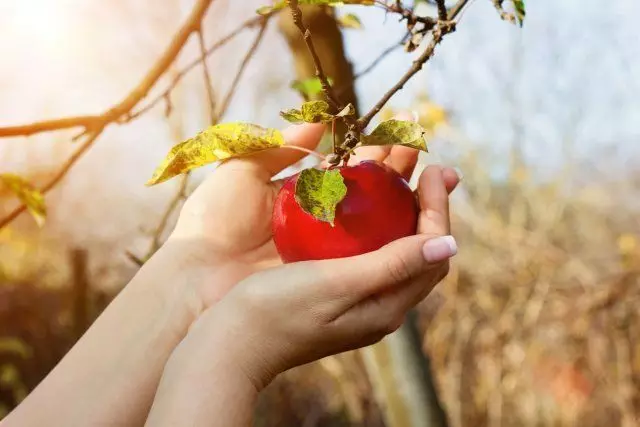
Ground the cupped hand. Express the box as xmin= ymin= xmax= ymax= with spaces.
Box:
xmin=164 ymin=163 xmax=459 ymax=395
xmin=165 ymin=115 xmax=459 ymax=310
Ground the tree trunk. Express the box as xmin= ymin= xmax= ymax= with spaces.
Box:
xmin=278 ymin=5 xmax=358 ymax=149
xmin=278 ymin=8 xmax=449 ymax=427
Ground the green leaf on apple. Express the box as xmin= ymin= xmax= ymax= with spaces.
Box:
xmin=280 ymin=100 xmax=335 ymax=124
xmin=147 ymin=122 xmax=284 ymax=186
xmin=295 ymin=168 xmax=347 ymax=226
xmin=360 ymin=119 xmax=428 ymax=151
xmin=257 ymin=0 xmax=375 ymax=16
xmin=0 ymin=173 xmax=46 ymax=227
xmin=337 ymin=13 xmax=363 ymax=29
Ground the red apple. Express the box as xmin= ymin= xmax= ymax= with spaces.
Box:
xmin=272 ymin=160 xmax=419 ymax=263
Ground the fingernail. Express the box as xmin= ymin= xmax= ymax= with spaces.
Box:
xmin=454 ymin=167 xmax=464 ymax=181
xmin=422 ymin=236 xmax=457 ymax=263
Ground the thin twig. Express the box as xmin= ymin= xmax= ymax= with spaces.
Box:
xmin=357 ymin=21 xmax=456 ymax=130
xmin=279 ymin=145 xmax=327 ymax=161
xmin=355 ymin=33 xmax=410 ymax=80
xmin=448 ymin=0 xmax=472 ymax=20
xmin=122 ymin=16 xmax=264 ymax=122
xmin=0 ymin=116 xmax=101 ymax=138
xmin=197 ymin=29 xmax=217 ymax=124
xmin=435 ymin=0 xmax=448 ymax=21
xmin=214 ymin=17 xmax=269 ymax=122
xmin=335 ymin=33 xmax=408 ymax=99
xmin=286 ymin=0 xmax=342 ymax=111
xmin=357 ymin=0 xmax=471 ymax=130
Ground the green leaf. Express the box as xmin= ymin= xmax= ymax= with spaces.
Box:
xmin=360 ymin=120 xmax=428 ymax=151
xmin=147 ymin=123 xmax=284 ymax=185
xmin=291 ymin=77 xmax=334 ymax=100
xmin=280 ymin=109 xmax=305 ymax=124
xmin=257 ymin=0 xmax=374 ymax=15
xmin=280 ymin=101 xmax=334 ymax=124
xmin=512 ymin=0 xmax=525 ymax=26
xmin=295 ymin=168 xmax=347 ymax=226
xmin=337 ymin=13 xmax=363 ymax=29
xmin=0 ymin=174 xmax=46 ymax=227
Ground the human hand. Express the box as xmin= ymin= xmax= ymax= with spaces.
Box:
xmin=146 ymin=164 xmax=458 ymax=426
xmin=163 ymin=113 xmax=458 ymax=313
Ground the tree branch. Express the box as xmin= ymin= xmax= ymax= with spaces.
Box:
xmin=286 ymin=0 xmax=342 ymax=111
xmin=0 ymin=116 xmax=102 ymax=138
xmin=357 ymin=0 xmax=471 ymax=130
xmin=448 ymin=0 xmax=472 ymax=20
xmin=335 ymin=33 xmax=408 ymax=99
xmin=435 ymin=0 xmax=448 ymax=21
xmin=0 ymin=0 xmax=225 ymax=229
xmin=124 ymin=16 xmax=265 ymax=123
xmin=0 ymin=0 xmax=217 ymax=139
xmin=357 ymin=20 xmax=456 ymax=130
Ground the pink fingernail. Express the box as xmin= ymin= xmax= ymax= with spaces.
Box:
xmin=422 ymin=236 xmax=457 ymax=263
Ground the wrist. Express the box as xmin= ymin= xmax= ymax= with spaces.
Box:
xmin=141 ymin=237 xmax=251 ymax=328
xmin=174 ymin=302 xmax=277 ymax=392
xmin=147 ymin=315 xmax=260 ymax=426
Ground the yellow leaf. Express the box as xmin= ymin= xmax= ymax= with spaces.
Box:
xmin=147 ymin=123 xmax=285 ymax=186
xmin=360 ymin=120 xmax=428 ymax=151
xmin=0 ymin=173 xmax=46 ymax=227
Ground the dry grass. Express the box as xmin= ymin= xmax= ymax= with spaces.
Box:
xmin=420 ymin=133 xmax=640 ymax=426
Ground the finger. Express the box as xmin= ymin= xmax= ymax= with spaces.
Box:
xmin=442 ymin=167 xmax=460 ymax=194
xmin=340 ymin=261 xmax=450 ymax=339
xmin=385 ymin=145 xmax=419 ymax=181
xmin=321 ymin=236 xmax=456 ymax=340
xmin=417 ymin=165 xmax=451 ymax=236
xmin=306 ymin=234 xmax=457 ymax=312
xmin=218 ymin=123 xmax=326 ymax=181
xmin=348 ymin=145 xmax=391 ymax=165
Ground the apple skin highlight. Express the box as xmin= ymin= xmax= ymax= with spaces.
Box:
xmin=272 ymin=160 xmax=419 ymax=263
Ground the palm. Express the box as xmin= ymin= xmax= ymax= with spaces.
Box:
xmin=177 ymin=166 xmax=281 ymax=265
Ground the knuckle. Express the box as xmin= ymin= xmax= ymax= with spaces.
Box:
xmin=385 ymin=254 xmax=414 ymax=285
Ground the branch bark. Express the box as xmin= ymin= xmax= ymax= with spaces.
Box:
xmin=285 ymin=0 xmax=343 ymax=112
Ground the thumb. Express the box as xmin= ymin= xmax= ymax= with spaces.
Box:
xmin=315 ymin=234 xmax=457 ymax=307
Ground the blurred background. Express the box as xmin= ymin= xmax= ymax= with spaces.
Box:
xmin=1 ymin=0 xmax=639 ymax=425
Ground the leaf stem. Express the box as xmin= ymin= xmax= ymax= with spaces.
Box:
xmin=280 ymin=145 xmax=327 ymax=161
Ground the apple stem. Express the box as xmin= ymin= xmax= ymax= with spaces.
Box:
xmin=280 ymin=145 xmax=327 ymax=161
